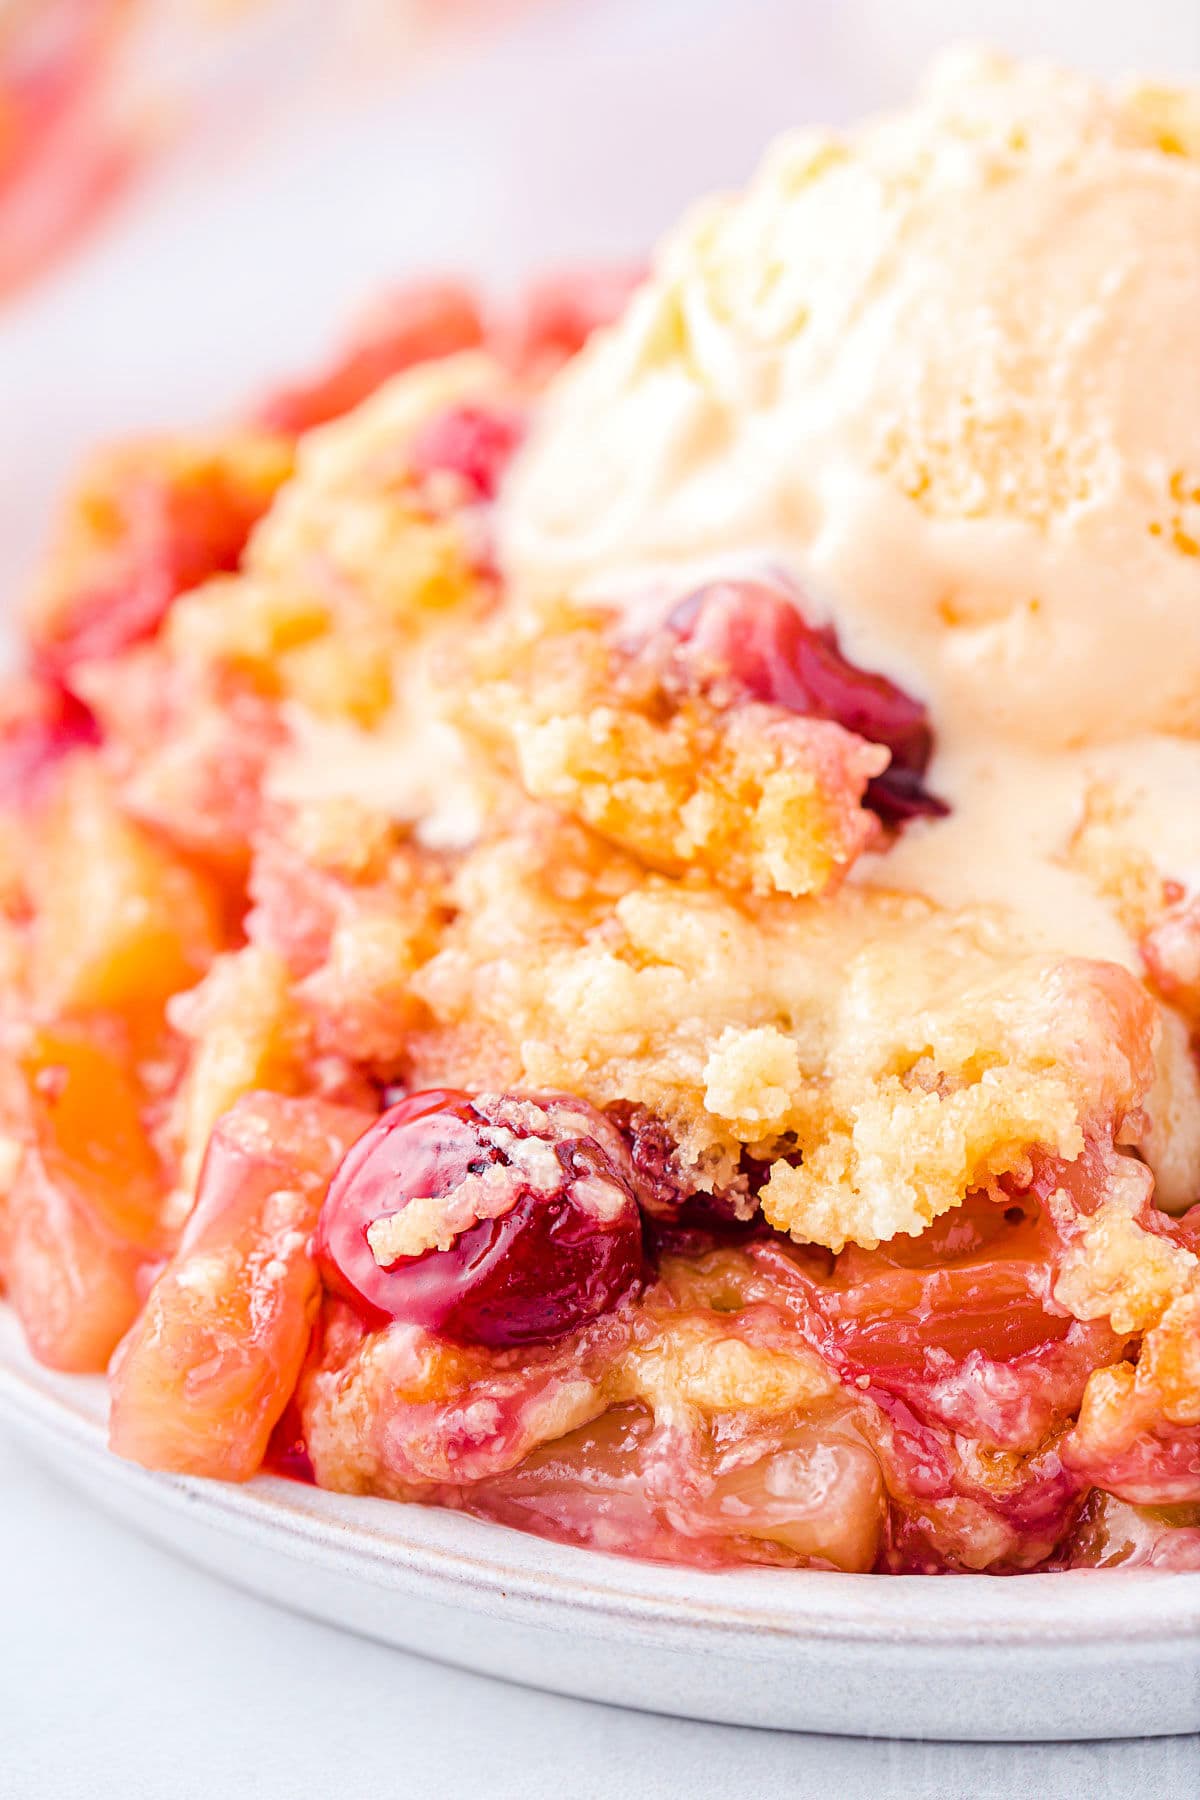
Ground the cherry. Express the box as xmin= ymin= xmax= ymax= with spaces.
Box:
xmin=315 ymin=1089 xmax=646 ymax=1348
xmin=504 ymin=265 xmax=646 ymax=371
xmin=0 ymin=681 xmax=99 ymax=807
xmin=408 ymin=404 xmax=525 ymax=501
xmin=663 ymin=580 xmax=947 ymax=825
xmin=603 ymin=1100 xmax=682 ymax=1218
xmin=264 ymin=1397 xmax=316 ymax=1486
xmin=256 ymin=281 xmax=486 ymax=434
xmin=604 ymin=1100 xmax=769 ymax=1251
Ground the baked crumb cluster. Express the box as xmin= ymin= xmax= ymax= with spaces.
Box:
xmin=1 ymin=259 xmax=1199 ymax=1574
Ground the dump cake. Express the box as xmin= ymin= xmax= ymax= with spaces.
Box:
xmin=3 ymin=51 xmax=1200 ymax=1573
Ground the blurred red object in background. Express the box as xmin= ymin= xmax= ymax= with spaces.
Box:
xmin=0 ymin=0 xmax=550 ymax=305
xmin=256 ymin=281 xmax=488 ymax=434
xmin=0 ymin=0 xmax=142 ymax=299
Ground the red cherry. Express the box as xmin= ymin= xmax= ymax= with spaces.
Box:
xmin=664 ymin=580 xmax=947 ymax=825
xmin=264 ymin=1396 xmax=316 ymax=1486
xmin=256 ymin=282 xmax=486 ymax=434
xmin=408 ymin=404 xmax=525 ymax=501
xmin=504 ymin=265 xmax=646 ymax=371
xmin=315 ymin=1089 xmax=646 ymax=1348
xmin=0 ymin=682 xmax=99 ymax=807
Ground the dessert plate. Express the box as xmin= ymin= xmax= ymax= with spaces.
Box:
xmin=2 ymin=1307 xmax=1197 ymax=1742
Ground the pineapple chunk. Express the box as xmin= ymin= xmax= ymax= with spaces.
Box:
xmin=30 ymin=763 xmax=223 ymax=1016
xmin=6 ymin=1027 xmax=164 ymax=1371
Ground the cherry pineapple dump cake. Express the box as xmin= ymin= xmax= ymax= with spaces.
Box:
xmin=3 ymin=54 xmax=1200 ymax=1574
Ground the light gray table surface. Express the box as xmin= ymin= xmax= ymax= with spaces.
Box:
xmin=2 ymin=1435 xmax=1196 ymax=1800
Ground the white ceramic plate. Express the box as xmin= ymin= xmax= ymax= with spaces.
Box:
xmin=2 ymin=1307 xmax=1198 ymax=1741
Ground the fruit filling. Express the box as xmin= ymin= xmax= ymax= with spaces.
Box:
xmin=4 ymin=54 xmax=1200 ymax=1576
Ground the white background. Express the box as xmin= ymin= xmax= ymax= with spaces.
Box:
xmin=3 ymin=2 xmax=1200 ymax=1792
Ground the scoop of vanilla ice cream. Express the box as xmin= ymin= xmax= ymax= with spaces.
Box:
xmin=502 ymin=49 xmax=1200 ymax=1210
xmin=504 ymin=48 xmax=1200 ymax=752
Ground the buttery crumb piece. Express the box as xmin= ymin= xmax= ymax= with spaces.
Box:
xmin=465 ymin=608 xmax=885 ymax=901
xmin=702 ymin=1026 xmax=803 ymax=1132
xmin=1137 ymin=1290 xmax=1200 ymax=1427
xmin=366 ymin=1169 xmax=522 ymax=1262
xmin=1053 ymin=1161 xmax=1198 ymax=1336
xmin=622 ymin=1316 xmax=834 ymax=1415
xmin=410 ymin=822 xmax=1156 ymax=1250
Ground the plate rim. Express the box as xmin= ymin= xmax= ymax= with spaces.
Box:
xmin=3 ymin=1306 xmax=1199 ymax=1655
